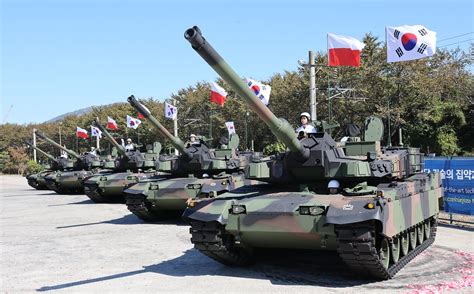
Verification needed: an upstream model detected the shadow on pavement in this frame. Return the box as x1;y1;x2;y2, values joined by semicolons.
55;213;187;229
37;249;374;291
48;199;99;206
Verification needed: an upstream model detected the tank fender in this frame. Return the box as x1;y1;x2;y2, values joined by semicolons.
124;182;150;196
326;198;383;225
182;198;232;225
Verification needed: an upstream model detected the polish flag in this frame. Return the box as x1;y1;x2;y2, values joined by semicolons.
107;116;118;130
327;33;365;67
210;82;227;107
76;127;89;139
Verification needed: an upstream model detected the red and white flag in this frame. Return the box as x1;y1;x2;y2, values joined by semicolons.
244;78;271;105
76;127;89;139
107;116;118;130
327;33;365;67
386;25;436;63
126;115;142;129
225;121;236;135
210;82;227;107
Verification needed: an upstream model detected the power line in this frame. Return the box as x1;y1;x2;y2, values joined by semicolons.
438;32;473;43
438;39;473;48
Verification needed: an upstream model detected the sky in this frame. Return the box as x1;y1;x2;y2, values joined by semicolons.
1;0;473;124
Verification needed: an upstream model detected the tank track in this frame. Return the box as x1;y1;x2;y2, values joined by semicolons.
84;184;107;203
189;221;253;266
84;184;124;203
27;180;40;189
335;217;437;280
126;195;164;222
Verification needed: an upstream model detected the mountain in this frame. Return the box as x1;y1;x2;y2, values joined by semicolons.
45;107;93;123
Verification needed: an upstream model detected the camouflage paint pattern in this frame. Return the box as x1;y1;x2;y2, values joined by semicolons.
26;170;55;190
45;170;93;193
185;172;442;249
83;171;161;199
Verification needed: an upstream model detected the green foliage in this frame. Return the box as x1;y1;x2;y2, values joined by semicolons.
0;151;9;172
3;147;29;175
26;160;43;175
263;142;286;156
0;38;472;157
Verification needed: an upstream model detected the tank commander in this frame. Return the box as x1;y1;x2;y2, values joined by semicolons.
296;112;317;138
189;134;200;145
328;180;341;194
123;138;136;151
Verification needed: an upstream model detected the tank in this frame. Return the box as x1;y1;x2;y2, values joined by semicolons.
82;118;163;203
123;95;260;222
182;26;443;280
24;141;58;190
35;130;100;194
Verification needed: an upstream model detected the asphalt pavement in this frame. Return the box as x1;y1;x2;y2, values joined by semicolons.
1;175;472;293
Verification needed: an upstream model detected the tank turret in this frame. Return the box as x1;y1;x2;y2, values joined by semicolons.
127;95;250;176
35;130;81;159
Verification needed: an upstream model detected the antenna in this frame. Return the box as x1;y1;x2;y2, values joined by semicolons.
2;105;13;123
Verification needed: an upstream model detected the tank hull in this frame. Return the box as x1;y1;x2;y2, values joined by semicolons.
83;171;160;203
184;173;443;279
26;170;54;190
124;173;256;222
44;170;93;194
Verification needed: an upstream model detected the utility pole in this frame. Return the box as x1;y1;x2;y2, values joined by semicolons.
309;50;317;122
298;51;318;123
245;111;249;150
33;128;37;162
59;122;62;146
173;99;179;155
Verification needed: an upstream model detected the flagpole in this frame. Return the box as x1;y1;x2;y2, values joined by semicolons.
385;26;392;147
173;99;178;155
137;126;140;146
209;103;213;140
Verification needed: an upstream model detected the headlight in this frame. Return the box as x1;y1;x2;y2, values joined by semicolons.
100;176;107;181
150;184;159;190
127;176;138;181
230;205;246;215
186;184;202;189
299;206;325;216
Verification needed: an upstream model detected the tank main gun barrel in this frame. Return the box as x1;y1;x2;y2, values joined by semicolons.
24;141;57;162
34;130;81;159
127;95;190;157
184;26;306;157
92;119;128;157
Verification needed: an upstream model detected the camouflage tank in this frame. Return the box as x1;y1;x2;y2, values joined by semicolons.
183;26;443;280
24;141;58;190
123;96;259;222
82;118;163;203
35;130;100;194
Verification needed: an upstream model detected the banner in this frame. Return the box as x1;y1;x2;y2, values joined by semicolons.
424;157;474;215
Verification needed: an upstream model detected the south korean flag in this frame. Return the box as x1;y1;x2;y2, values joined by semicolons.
386;25;437;63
